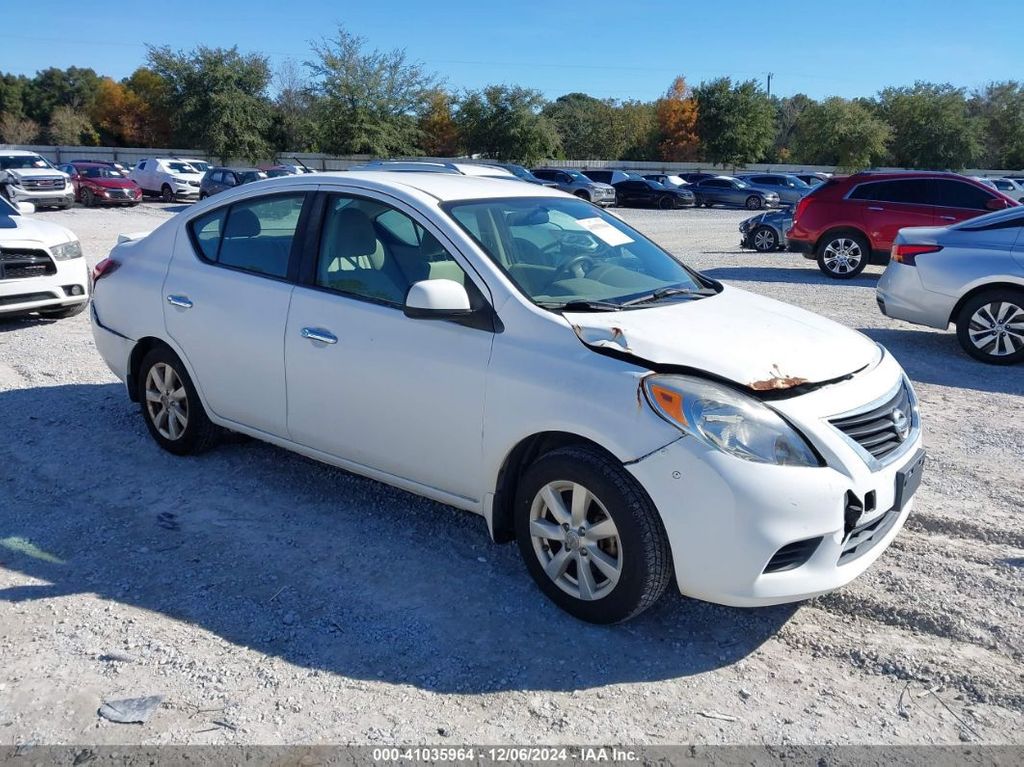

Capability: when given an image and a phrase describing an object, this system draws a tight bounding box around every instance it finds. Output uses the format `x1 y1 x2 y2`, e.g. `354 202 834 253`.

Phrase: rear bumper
788 237 815 258
875 263 952 329
90 303 133 384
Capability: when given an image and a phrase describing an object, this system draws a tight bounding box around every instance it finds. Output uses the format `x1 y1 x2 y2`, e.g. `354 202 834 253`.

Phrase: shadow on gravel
0 317 59 333
859 327 1024 396
0 383 795 694
702 265 880 287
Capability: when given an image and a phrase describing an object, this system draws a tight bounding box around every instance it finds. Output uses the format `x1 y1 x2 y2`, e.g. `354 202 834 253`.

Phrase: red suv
787 171 1018 278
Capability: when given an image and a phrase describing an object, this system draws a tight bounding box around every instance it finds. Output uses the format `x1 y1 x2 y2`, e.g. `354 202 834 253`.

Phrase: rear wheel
161 184 174 203
515 445 672 624
745 195 763 210
752 225 778 252
137 346 220 455
955 289 1024 364
816 231 869 279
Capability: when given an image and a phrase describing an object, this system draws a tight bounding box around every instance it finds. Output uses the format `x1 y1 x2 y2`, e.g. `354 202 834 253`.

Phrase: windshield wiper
537 299 622 312
620 286 717 307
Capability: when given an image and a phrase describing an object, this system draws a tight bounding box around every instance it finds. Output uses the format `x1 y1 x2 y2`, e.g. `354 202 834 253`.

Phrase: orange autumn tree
657 76 700 161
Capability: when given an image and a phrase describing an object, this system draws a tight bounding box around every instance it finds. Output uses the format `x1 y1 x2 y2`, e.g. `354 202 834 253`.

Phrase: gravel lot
0 201 1021 747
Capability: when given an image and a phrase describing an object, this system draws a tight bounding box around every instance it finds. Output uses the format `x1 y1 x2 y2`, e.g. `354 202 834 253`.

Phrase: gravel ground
0 201 1022 747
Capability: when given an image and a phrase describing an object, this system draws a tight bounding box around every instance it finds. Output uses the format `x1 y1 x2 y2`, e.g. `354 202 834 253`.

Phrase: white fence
2 144 1019 177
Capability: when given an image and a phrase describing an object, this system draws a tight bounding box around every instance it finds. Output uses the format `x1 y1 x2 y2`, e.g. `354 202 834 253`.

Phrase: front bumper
0 256 89 315
628 352 923 607
875 262 952 329
7 185 75 207
172 185 200 198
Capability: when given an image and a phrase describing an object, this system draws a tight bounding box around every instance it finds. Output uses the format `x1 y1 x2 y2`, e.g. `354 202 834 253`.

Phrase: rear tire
81 188 95 207
816 230 869 279
955 289 1024 365
515 445 672 624
137 346 220 455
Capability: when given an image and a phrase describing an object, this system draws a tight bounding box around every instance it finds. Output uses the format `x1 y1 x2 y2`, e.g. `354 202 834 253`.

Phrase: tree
543 92 621 160
268 60 317 153
418 89 460 157
147 45 272 161
455 85 559 164
769 93 815 162
123 68 173 146
22 67 101 125
0 74 29 120
792 97 890 170
306 27 437 156
48 105 98 145
0 114 39 143
972 82 1024 169
656 76 700 161
693 77 775 166
613 100 659 161
879 82 980 169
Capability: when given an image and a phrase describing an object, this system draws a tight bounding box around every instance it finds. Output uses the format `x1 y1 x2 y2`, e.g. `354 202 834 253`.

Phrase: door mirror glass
404 279 472 319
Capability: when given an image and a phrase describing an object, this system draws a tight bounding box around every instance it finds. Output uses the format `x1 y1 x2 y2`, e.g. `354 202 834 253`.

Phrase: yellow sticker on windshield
576 217 633 247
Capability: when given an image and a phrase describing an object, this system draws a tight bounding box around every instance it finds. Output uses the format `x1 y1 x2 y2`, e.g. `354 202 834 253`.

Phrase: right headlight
643 374 821 467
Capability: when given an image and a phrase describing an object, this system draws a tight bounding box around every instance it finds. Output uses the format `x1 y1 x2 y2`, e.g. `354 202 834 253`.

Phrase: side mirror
986 197 1010 211
16 202 35 215
404 279 472 319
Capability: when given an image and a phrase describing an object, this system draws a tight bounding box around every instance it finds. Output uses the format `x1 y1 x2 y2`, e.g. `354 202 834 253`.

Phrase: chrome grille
22 177 66 191
830 384 913 461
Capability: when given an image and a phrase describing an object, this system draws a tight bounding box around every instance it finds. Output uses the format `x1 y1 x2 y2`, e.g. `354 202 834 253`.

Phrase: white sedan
0 198 89 318
90 172 924 623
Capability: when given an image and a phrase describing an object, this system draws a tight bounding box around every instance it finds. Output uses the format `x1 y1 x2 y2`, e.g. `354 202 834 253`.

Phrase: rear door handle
166 295 193 309
868 206 885 211
301 327 337 345
939 215 956 221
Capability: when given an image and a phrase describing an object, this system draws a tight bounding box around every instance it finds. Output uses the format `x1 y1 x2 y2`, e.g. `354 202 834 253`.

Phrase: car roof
0 149 43 156
68 161 110 168
242 171 567 203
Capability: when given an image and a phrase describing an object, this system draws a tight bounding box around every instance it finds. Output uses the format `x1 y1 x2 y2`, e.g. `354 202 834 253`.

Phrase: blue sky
2 0 1021 101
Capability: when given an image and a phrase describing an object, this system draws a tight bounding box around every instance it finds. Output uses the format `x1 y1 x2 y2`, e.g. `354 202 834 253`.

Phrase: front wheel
657 195 673 210
515 445 672 624
138 346 220 455
81 188 95 207
752 225 778 252
745 195 763 210
955 290 1024 364
161 185 174 203
816 231 869 279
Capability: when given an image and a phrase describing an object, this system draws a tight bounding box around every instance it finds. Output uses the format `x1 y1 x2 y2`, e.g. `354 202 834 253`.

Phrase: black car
199 167 267 198
582 170 695 209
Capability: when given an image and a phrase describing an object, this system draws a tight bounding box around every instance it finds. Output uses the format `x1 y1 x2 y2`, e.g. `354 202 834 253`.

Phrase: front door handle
939 215 956 221
166 295 193 309
301 327 338 345
868 206 885 211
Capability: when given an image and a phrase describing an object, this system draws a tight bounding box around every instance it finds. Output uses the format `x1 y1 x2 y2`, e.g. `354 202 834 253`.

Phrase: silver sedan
876 207 1024 364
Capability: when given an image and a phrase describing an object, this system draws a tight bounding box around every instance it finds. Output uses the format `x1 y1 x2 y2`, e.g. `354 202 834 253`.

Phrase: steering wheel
553 254 596 281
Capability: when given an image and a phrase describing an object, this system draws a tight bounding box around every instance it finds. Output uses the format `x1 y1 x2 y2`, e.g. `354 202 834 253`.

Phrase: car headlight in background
643 374 820 467
51 240 83 260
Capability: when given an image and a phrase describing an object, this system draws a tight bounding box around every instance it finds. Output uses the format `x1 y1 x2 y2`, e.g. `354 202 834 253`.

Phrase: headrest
225 207 261 238
330 207 377 258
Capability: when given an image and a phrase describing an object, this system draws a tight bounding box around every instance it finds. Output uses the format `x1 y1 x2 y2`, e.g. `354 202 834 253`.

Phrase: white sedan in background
0 197 89 319
90 172 923 623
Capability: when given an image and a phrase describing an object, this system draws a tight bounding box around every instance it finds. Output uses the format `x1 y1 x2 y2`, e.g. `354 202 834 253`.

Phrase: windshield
167 162 196 174
79 166 122 179
731 179 749 188
444 197 706 309
566 170 590 183
187 161 210 172
785 176 812 189
1 154 52 171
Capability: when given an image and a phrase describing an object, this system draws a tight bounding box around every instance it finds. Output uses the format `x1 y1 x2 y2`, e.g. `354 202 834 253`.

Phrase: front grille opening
1 249 56 280
764 536 822 574
844 491 864 536
0 291 59 306
830 384 913 461
840 508 900 565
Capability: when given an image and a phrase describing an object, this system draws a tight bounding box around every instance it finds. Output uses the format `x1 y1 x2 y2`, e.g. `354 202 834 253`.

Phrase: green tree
267 60 317 153
769 93 815 163
147 45 272 161
878 82 980 169
693 77 775 166
48 105 98 145
306 27 437 156
613 100 659 161
455 85 559 164
123 67 173 146
22 67 101 125
0 73 29 120
791 97 890 170
971 81 1024 169
543 92 621 160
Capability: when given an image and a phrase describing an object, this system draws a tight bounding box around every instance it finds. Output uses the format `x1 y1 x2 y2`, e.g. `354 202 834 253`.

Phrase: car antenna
291 156 312 173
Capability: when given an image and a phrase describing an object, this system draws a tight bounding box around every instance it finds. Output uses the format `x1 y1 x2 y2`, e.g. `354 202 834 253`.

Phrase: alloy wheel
968 300 1024 357
753 227 777 251
145 362 189 440
529 480 623 601
822 238 863 275
746 196 763 210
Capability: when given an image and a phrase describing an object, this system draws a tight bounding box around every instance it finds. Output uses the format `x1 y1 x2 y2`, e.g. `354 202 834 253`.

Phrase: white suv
0 150 75 210
130 158 203 202
0 197 89 318
90 172 923 623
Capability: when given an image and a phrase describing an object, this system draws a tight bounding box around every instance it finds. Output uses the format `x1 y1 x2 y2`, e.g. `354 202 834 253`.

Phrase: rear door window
850 180 930 205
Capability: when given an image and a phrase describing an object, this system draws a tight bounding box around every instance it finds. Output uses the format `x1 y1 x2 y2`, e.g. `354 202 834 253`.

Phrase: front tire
515 446 672 624
657 195 673 210
137 346 220 455
752 225 778 252
574 190 591 202
745 195 763 210
161 184 174 203
816 231 869 279
81 188 95 207
955 289 1024 364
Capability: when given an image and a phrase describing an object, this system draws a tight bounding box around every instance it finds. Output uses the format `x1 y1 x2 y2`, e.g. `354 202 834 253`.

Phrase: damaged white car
90 173 924 623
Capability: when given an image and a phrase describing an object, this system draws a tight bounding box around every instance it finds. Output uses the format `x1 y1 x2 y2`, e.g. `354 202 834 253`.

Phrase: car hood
6 167 66 179
86 177 138 189
0 213 75 247
564 286 881 391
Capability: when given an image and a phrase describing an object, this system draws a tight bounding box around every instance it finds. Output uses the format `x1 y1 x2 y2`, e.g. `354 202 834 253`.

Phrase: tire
137 346 220 455
745 195 763 210
816 230 869 279
752 225 778 252
199 192 208 200
955 289 1024 365
39 302 87 319
161 184 174 203
514 445 672 624
81 188 95 207
574 190 591 202
657 195 673 210
703 199 715 208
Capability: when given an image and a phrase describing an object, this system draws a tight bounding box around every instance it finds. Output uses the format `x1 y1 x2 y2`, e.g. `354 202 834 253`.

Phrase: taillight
891 243 942 266
91 257 119 283
793 195 811 222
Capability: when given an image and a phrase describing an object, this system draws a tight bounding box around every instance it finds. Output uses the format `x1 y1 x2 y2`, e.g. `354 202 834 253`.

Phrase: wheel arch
488 431 626 544
948 280 1024 325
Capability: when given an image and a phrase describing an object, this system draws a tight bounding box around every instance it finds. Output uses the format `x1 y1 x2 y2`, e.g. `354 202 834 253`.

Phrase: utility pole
766 72 774 98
